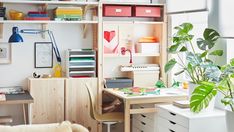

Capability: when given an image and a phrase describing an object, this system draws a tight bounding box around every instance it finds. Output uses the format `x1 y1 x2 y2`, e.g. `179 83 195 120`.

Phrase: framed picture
0 43 12 64
34 42 53 68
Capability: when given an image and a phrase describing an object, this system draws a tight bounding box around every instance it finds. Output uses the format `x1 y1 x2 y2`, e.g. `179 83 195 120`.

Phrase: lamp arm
20 29 62 63
48 31 61 63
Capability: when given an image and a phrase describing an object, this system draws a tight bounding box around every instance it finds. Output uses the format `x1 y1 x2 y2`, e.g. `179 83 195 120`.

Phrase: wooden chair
85 84 124 132
0 116 13 125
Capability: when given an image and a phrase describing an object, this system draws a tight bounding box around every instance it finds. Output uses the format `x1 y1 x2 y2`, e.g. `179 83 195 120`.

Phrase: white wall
0 3 95 124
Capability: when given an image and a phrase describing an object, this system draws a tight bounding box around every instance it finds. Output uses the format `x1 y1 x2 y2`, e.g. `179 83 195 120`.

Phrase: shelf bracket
0 3 3 39
41 23 48 39
83 24 88 38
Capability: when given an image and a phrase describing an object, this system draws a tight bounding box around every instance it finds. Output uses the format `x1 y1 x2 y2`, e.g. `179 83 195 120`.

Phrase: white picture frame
0 43 12 64
34 42 53 68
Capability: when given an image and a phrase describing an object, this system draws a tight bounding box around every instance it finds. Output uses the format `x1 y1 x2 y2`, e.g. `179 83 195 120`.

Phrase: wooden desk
103 88 188 132
0 91 34 124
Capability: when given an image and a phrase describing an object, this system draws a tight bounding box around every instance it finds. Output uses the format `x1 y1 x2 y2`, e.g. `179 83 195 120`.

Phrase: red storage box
134 6 161 17
103 5 132 17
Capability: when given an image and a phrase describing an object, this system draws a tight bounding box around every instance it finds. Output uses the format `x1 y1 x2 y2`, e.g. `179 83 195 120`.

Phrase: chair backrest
85 83 98 120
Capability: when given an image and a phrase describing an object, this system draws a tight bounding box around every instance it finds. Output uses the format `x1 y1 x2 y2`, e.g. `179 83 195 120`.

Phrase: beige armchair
0 121 89 132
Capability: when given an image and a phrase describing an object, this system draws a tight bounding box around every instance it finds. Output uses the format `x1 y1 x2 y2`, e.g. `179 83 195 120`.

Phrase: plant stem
230 104 234 112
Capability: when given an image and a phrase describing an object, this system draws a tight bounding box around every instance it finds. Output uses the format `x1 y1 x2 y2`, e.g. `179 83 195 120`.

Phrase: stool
0 116 13 124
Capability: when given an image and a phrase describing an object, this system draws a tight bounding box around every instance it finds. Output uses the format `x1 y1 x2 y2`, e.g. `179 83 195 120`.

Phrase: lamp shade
8 27 23 43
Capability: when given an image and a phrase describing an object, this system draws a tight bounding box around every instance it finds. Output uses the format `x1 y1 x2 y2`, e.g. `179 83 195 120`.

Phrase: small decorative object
0 43 11 64
121 47 132 64
9 10 24 20
34 42 53 68
171 80 180 88
33 72 41 78
155 80 166 88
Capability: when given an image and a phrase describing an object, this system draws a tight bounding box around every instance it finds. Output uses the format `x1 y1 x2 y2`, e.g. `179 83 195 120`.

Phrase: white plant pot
189 83 215 111
226 110 234 132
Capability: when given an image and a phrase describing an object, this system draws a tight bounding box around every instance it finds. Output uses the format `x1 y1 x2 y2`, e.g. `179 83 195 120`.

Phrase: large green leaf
186 52 202 66
197 28 220 50
164 59 177 73
168 44 180 53
209 50 223 56
190 83 217 113
230 58 234 66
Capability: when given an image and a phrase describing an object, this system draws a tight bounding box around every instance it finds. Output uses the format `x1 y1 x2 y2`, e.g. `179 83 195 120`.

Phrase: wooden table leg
124 100 130 132
22 104 26 124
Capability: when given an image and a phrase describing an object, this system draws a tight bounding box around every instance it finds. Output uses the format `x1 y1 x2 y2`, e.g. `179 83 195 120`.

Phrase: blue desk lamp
8 26 61 63
8 26 62 77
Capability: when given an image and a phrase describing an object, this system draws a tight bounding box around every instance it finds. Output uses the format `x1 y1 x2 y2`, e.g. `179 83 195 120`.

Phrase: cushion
0 121 72 132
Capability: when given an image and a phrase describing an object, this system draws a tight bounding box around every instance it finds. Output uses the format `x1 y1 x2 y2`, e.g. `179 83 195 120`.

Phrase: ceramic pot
226 110 234 132
189 82 215 111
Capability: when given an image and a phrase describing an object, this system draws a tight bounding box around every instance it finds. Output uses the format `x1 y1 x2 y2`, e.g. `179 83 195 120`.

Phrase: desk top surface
104 87 188 100
0 91 34 104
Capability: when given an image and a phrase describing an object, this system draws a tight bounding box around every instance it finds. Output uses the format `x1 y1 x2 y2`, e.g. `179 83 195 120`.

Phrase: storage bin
133 6 162 18
105 77 133 88
136 42 160 54
103 5 132 17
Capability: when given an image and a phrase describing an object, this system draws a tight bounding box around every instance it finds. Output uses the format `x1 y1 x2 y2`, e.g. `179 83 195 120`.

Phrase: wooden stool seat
0 116 13 124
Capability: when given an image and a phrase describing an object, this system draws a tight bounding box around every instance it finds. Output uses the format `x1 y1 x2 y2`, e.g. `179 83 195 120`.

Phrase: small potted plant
190 59 234 132
164 23 223 99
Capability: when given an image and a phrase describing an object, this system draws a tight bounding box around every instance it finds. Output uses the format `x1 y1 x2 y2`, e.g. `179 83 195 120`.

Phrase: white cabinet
156 105 226 132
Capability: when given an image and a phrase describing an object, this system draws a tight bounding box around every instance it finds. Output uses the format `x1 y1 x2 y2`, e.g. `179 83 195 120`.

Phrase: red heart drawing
104 31 116 43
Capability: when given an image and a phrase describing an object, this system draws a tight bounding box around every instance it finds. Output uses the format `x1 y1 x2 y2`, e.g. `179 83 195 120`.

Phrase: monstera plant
190 59 234 112
164 23 223 84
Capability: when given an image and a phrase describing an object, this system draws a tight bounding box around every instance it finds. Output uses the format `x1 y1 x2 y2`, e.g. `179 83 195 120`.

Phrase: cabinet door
65 78 98 132
28 78 65 124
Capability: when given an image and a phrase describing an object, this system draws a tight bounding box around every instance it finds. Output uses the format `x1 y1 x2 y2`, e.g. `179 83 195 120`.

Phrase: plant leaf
186 52 202 66
200 51 208 58
209 50 223 56
197 28 220 50
164 59 177 73
230 58 234 66
179 46 187 52
168 44 180 53
190 84 217 113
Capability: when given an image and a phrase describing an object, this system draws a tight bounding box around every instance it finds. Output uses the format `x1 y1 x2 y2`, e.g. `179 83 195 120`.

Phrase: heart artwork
104 31 116 43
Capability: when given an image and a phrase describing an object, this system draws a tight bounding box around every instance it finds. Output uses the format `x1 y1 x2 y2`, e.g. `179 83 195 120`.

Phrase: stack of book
54 7 83 21
25 11 50 20
0 7 6 20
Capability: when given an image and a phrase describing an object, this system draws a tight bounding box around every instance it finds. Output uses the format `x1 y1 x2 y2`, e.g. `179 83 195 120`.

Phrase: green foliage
165 23 223 84
190 82 217 113
190 60 234 113
164 59 177 73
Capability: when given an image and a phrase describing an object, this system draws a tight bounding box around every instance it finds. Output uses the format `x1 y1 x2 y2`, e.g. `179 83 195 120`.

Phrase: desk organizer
104 77 133 88
66 49 96 78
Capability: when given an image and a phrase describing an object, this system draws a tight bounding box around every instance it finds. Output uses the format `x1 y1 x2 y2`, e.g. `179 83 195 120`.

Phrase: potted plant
190 59 234 132
164 23 223 98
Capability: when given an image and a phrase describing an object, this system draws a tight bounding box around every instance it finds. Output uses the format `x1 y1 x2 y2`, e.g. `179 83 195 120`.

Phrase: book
0 94 6 101
28 11 47 14
0 86 24 94
173 100 190 108
25 17 50 20
28 14 48 17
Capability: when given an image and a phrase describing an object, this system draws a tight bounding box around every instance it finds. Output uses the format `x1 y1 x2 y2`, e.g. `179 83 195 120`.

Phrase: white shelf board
0 0 99 5
0 20 98 24
70 60 95 63
70 71 95 73
69 65 95 68
103 21 163 25
70 55 95 57
104 53 160 57
101 2 164 6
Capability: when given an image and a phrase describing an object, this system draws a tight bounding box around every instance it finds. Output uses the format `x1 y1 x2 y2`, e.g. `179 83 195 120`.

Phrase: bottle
53 63 62 77
125 35 134 53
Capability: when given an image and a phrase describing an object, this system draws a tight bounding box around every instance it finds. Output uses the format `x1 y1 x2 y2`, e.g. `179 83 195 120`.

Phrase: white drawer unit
156 104 227 132
132 104 157 132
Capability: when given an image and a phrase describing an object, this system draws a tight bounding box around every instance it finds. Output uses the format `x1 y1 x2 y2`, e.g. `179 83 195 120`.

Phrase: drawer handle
141 121 146 125
169 129 175 132
169 120 176 125
141 114 146 118
115 9 122 13
169 112 176 116
145 9 152 13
